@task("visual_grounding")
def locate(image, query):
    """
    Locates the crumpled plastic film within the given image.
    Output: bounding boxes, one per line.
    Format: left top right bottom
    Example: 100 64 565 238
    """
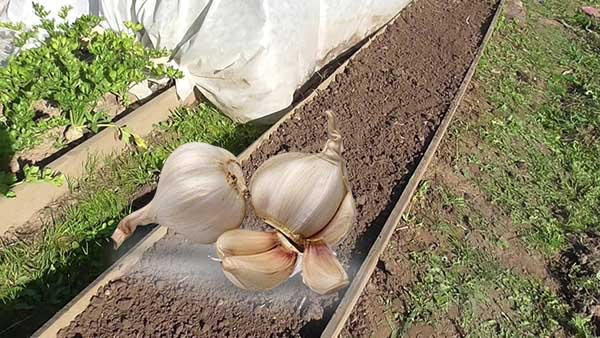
1 0 411 122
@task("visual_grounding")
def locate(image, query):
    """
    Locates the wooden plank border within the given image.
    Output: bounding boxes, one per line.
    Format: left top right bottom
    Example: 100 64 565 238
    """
321 1 505 337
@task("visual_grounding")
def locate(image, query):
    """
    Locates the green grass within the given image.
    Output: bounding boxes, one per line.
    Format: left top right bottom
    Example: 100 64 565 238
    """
397 0 600 336
402 241 593 338
0 103 264 335
469 0 600 255
398 184 595 337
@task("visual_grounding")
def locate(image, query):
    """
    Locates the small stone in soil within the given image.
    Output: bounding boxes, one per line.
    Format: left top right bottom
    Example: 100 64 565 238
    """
506 0 527 24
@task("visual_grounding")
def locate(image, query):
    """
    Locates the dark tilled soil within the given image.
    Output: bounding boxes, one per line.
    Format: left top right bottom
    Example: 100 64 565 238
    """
58 0 498 337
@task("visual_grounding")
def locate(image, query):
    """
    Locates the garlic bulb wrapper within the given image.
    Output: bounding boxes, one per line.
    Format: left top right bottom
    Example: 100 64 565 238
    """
249 111 356 247
111 142 247 248
217 229 299 291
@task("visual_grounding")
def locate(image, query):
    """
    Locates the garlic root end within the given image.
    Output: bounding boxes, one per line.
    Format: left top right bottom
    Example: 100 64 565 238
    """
111 205 152 249
111 228 128 249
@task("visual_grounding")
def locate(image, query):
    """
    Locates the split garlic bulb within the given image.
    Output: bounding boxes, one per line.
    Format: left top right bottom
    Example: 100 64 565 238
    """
111 142 247 248
250 110 355 247
230 110 356 295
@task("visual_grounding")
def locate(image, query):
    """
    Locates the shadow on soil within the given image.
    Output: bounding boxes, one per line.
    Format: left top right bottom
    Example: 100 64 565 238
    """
0 126 15 196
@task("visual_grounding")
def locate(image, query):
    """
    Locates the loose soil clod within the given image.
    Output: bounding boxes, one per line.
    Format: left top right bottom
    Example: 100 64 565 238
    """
57 0 499 336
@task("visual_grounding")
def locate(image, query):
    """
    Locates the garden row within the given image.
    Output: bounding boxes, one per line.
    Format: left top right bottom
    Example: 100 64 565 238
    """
24 0 502 337
0 4 181 202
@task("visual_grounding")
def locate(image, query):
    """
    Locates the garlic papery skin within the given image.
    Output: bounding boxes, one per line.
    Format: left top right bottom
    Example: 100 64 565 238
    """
302 241 349 295
249 111 354 245
111 142 247 248
220 236 299 291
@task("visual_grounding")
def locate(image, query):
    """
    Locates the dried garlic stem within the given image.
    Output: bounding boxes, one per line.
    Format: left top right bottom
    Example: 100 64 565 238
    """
322 110 343 160
111 205 152 248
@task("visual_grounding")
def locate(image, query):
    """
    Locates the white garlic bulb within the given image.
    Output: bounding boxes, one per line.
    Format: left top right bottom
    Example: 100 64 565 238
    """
111 142 247 248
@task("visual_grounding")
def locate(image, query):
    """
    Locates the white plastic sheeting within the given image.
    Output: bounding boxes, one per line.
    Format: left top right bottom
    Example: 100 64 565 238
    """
1 0 411 122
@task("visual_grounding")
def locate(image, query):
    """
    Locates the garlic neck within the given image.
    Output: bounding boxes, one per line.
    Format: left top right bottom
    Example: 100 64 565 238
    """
322 110 343 161
224 159 248 197
264 218 307 252
112 204 153 248
322 139 343 162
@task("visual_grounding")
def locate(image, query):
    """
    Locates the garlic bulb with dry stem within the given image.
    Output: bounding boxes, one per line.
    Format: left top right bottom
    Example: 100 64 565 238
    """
111 142 247 248
245 110 355 294
249 110 355 246
217 229 299 291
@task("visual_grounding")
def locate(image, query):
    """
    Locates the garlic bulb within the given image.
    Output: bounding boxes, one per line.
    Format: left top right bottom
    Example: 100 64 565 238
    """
217 229 299 291
245 110 355 294
249 110 355 247
111 142 247 248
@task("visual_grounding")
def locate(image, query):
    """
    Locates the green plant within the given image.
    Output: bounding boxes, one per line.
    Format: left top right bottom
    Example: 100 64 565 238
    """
22 165 64 186
0 3 182 151
0 165 63 198
0 3 182 196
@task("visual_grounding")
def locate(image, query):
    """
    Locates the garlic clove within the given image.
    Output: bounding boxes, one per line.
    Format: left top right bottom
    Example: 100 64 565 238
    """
221 245 298 291
302 241 349 295
216 229 281 258
308 191 356 246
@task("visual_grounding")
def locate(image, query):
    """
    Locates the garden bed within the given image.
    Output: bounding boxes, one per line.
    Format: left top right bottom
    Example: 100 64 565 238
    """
36 0 501 336
0 6 186 236
0 86 189 237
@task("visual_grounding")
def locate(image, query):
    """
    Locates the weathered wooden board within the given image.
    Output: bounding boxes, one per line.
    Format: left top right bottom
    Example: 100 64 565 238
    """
321 1 505 336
